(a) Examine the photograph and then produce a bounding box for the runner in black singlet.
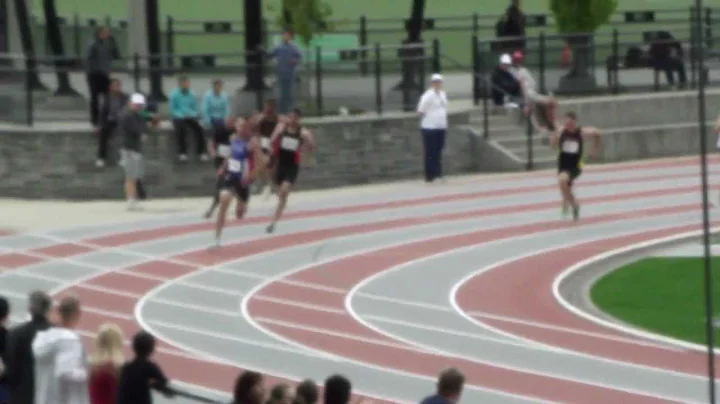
[550,111,601,221]
[204,116,235,219]
[266,108,314,233]
[256,99,279,198]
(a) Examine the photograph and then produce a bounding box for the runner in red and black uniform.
[256,99,279,199]
[266,108,314,233]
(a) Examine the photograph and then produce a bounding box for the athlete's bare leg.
[558,172,579,220]
[267,181,291,233]
[204,177,222,219]
[214,190,232,246]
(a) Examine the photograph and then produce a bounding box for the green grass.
[591,256,720,346]
[31,0,720,68]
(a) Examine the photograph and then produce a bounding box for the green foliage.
[549,0,618,33]
[266,0,334,44]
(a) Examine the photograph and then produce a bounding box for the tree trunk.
[243,0,267,91]
[145,0,165,101]
[42,0,78,95]
[395,0,426,109]
[557,33,597,93]
[12,0,46,90]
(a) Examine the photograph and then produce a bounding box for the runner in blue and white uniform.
[213,116,262,247]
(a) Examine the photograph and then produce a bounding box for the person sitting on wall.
[510,51,557,131]
[649,30,687,88]
[490,53,522,112]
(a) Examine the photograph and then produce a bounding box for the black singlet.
[558,127,583,171]
[258,115,278,138]
[277,125,303,166]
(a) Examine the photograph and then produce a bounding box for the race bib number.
[217,144,231,158]
[260,137,271,149]
[562,140,580,154]
[281,136,300,151]
[228,159,244,173]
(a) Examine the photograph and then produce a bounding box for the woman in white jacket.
[32,296,88,404]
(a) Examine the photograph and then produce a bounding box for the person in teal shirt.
[201,79,230,132]
[169,76,208,162]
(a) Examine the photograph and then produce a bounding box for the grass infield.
[591,256,720,347]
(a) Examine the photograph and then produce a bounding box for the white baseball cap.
[130,93,146,105]
[500,54,512,65]
[431,73,443,82]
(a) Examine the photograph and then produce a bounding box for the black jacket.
[5,316,51,404]
[99,92,129,125]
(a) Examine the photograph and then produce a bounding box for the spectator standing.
[0,297,9,404]
[417,73,448,184]
[490,53,522,111]
[4,290,52,404]
[418,368,465,404]
[202,79,230,134]
[116,331,174,404]
[649,31,687,88]
[232,371,266,404]
[86,26,118,127]
[96,79,129,168]
[295,379,319,404]
[170,76,209,162]
[119,93,157,211]
[88,324,125,404]
[499,0,525,52]
[32,296,88,404]
[267,29,302,114]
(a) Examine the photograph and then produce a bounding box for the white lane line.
[552,226,720,353]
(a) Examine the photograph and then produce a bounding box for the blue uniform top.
[226,138,250,179]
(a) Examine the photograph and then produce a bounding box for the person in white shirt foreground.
[417,73,448,183]
[32,296,88,404]
[511,51,558,132]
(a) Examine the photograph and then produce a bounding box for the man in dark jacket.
[96,78,129,168]
[491,53,522,108]
[86,26,119,127]
[498,0,525,52]
[649,30,687,87]
[419,368,465,404]
[4,291,52,404]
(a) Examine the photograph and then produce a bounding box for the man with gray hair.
[33,296,87,404]
[5,291,52,404]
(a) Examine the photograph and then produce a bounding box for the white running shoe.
[178,154,188,162]
[95,159,105,168]
[126,199,142,212]
[199,153,210,162]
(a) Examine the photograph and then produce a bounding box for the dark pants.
[172,118,206,156]
[276,76,295,114]
[655,57,687,86]
[422,128,446,182]
[87,72,110,126]
[97,121,117,160]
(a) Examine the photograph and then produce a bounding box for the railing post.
[472,35,479,106]
[73,13,81,58]
[374,43,382,115]
[25,55,34,126]
[612,28,619,94]
[690,6,698,89]
[431,38,440,73]
[526,113,533,171]
[706,8,713,49]
[315,46,323,116]
[133,52,140,92]
[538,32,546,94]
[165,16,175,75]
[472,13,479,37]
[359,15,368,76]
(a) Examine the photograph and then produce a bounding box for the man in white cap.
[118,93,156,211]
[491,53,522,111]
[417,73,448,184]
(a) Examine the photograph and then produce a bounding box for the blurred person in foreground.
[96,78,129,168]
[119,93,159,211]
[265,383,292,404]
[117,331,174,404]
[233,370,265,404]
[0,297,9,403]
[88,324,125,404]
[418,367,465,404]
[170,76,209,162]
[324,374,372,404]
[5,290,52,404]
[295,379,318,404]
[32,296,88,404]
[417,73,448,184]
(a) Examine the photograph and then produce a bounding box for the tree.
[550,0,618,92]
[272,0,334,45]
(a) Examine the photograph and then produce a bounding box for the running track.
[1,156,718,403]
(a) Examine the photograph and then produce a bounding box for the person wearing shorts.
[511,51,558,131]
[550,111,601,221]
[266,108,314,233]
[213,117,262,248]
[119,93,157,211]
[204,115,236,219]
[256,99,279,198]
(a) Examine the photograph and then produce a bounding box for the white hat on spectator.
[500,54,512,65]
[130,93,146,105]
[431,73,443,82]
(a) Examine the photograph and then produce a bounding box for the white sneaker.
[95,159,105,168]
[178,154,188,162]
[127,199,142,211]
[199,153,210,162]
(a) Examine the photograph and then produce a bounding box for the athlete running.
[204,115,236,219]
[549,111,601,221]
[266,108,315,233]
[256,99,280,199]
[213,116,263,247]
